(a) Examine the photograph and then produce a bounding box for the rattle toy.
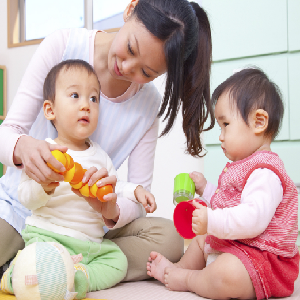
[48,150,113,202]
[2,242,78,300]
[173,173,195,205]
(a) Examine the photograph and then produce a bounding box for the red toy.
[173,199,207,239]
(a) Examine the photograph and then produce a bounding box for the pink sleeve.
[207,168,283,240]
[0,29,70,167]
[127,118,159,191]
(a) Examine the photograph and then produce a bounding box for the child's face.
[214,92,261,162]
[49,68,100,143]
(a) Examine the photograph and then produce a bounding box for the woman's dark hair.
[132,0,214,156]
[43,59,100,103]
[212,67,284,140]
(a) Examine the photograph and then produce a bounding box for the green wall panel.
[288,52,300,140]
[288,0,300,51]
[201,0,288,62]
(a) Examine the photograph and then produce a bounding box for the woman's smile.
[114,60,123,77]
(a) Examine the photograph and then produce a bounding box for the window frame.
[7,0,95,48]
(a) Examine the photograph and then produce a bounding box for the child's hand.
[134,186,157,213]
[189,171,207,196]
[72,167,119,221]
[192,200,208,235]
[41,182,60,195]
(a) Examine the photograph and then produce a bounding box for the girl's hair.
[212,67,284,140]
[132,0,214,156]
[43,59,100,103]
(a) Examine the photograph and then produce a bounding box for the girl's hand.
[189,171,207,196]
[72,167,119,221]
[14,136,67,184]
[192,200,208,235]
[134,185,157,213]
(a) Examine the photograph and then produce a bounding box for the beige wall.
[0,1,203,220]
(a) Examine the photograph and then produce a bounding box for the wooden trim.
[7,0,44,48]
[8,39,44,48]
[0,65,6,119]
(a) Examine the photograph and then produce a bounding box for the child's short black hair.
[212,67,284,140]
[43,59,100,103]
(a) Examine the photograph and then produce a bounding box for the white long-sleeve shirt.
[201,168,283,240]
[18,138,140,243]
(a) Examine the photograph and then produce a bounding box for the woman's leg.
[104,217,184,281]
[0,218,25,267]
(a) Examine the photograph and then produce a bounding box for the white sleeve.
[127,118,159,192]
[105,151,146,229]
[207,168,283,240]
[0,29,69,167]
[201,181,218,207]
[106,152,139,203]
[17,170,51,210]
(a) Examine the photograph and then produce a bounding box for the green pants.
[22,225,128,291]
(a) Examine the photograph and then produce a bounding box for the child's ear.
[43,100,55,121]
[252,109,269,134]
[123,0,139,21]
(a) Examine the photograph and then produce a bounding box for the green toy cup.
[173,173,195,205]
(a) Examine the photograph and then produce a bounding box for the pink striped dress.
[206,151,299,299]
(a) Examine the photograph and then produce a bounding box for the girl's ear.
[43,100,55,121]
[123,0,139,22]
[252,109,269,134]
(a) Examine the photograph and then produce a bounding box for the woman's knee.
[145,217,184,262]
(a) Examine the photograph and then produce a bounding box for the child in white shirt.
[2,59,156,299]
[147,68,299,300]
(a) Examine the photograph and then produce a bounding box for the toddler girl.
[147,68,299,300]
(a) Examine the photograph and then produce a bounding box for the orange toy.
[48,150,113,202]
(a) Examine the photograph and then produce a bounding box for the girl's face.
[108,16,167,84]
[214,92,262,162]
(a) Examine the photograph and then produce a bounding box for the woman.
[0,0,214,281]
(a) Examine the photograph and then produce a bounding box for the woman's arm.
[127,118,159,191]
[207,168,283,240]
[0,29,69,168]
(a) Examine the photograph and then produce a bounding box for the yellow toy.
[48,150,113,202]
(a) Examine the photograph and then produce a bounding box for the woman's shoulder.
[135,81,162,103]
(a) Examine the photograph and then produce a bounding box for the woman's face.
[108,16,167,84]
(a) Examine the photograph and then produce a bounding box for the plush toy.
[8,242,79,300]
[48,150,113,202]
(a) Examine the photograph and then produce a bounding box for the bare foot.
[146,251,175,283]
[164,267,191,292]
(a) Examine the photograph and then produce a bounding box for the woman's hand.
[192,200,208,235]
[72,167,119,221]
[14,136,68,184]
[189,171,207,196]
